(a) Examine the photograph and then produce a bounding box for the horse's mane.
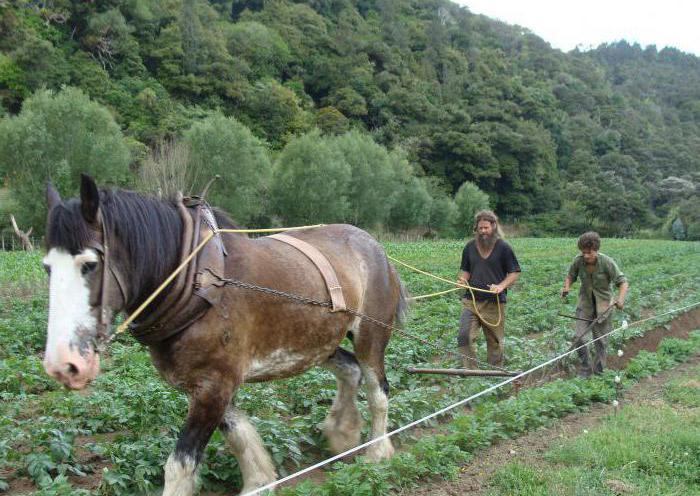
[47,188,246,308]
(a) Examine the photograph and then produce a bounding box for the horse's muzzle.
[44,348,101,390]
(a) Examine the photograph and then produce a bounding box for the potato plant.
[0,238,698,494]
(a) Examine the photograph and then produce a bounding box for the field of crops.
[1,237,699,495]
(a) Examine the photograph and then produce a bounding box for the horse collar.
[128,200,226,345]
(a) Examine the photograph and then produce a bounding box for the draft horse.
[42,175,408,495]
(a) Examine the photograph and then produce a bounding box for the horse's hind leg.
[320,347,364,453]
[354,321,395,462]
[220,405,277,495]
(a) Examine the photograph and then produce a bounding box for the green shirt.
[568,252,627,314]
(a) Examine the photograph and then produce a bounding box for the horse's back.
[270,224,396,304]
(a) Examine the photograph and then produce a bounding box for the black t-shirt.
[460,239,521,303]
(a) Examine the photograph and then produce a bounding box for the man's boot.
[458,346,477,369]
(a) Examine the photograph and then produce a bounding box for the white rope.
[242,300,700,495]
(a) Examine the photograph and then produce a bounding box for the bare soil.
[407,307,700,496]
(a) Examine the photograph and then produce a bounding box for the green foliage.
[1,3,700,234]
[271,130,351,224]
[386,150,432,231]
[315,106,350,135]
[225,21,291,79]
[453,181,490,235]
[184,113,272,224]
[243,79,312,147]
[677,197,700,241]
[327,130,397,227]
[0,86,131,231]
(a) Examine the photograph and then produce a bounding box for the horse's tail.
[394,273,411,327]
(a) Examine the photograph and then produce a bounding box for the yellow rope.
[115,223,502,334]
[115,224,324,334]
[410,287,463,300]
[218,224,325,234]
[387,255,502,327]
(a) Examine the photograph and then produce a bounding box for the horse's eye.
[43,263,51,276]
[81,262,98,276]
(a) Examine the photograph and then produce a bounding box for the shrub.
[0,87,131,231]
[184,114,272,224]
[452,181,489,235]
[271,130,351,225]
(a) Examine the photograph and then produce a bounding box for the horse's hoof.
[365,439,394,462]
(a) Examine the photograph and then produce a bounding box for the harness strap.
[269,233,346,312]
[129,199,225,345]
[130,195,195,329]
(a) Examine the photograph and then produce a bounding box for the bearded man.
[457,210,521,368]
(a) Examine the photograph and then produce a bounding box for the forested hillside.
[0,0,698,238]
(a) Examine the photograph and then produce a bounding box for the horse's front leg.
[163,386,232,496]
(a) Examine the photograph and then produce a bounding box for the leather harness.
[101,199,346,345]
[127,196,227,345]
[268,233,347,312]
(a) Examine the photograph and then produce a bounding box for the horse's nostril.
[66,363,79,376]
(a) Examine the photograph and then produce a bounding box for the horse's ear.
[46,182,61,210]
[80,173,100,225]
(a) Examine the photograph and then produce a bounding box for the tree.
[424,177,457,236]
[453,181,490,235]
[315,106,350,135]
[271,130,351,225]
[184,114,271,225]
[327,130,397,227]
[225,21,290,79]
[387,176,432,231]
[0,87,131,231]
[387,150,432,231]
[671,218,686,240]
[243,80,311,147]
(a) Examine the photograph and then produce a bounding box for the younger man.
[561,232,629,377]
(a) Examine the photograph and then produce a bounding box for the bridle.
[88,214,128,350]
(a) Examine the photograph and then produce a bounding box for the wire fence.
[242,300,700,496]
[0,232,42,251]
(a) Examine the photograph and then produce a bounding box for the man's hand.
[457,276,467,286]
[488,283,504,294]
[560,289,569,299]
[615,299,625,310]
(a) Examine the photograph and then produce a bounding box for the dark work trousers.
[575,306,612,376]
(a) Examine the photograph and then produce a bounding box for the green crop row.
[0,238,698,494]
[280,332,700,496]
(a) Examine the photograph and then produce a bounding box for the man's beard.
[477,232,498,250]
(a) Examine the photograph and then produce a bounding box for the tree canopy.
[1,1,699,237]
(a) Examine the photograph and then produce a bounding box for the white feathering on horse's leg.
[361,367,395,461]
[223,408,277,494]
[321,371,363,453]
[163,453,198,496]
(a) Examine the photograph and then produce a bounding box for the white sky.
[454,1,700,56]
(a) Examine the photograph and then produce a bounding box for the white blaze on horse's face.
[43,247,101,389]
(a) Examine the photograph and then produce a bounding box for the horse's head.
[43,174,126,389]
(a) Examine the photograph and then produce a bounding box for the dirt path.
[408,352,700,496]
